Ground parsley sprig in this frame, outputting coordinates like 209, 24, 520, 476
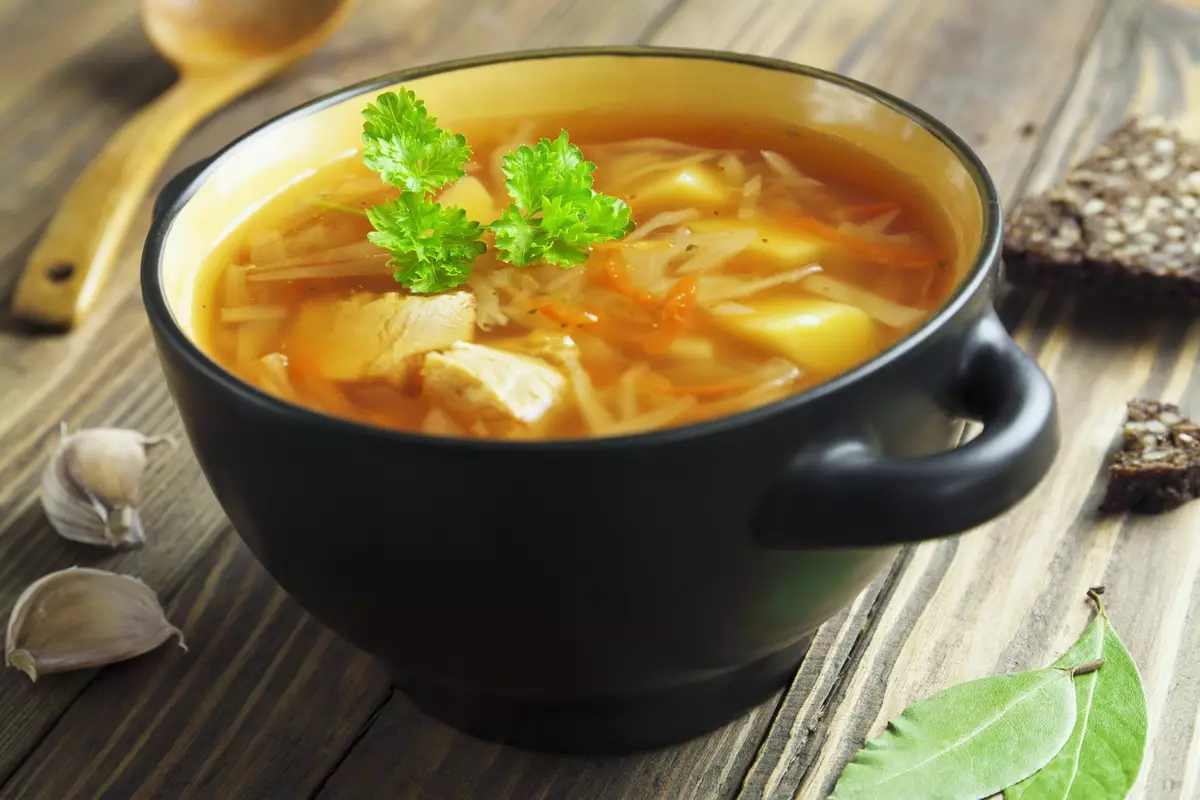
361, 89, 634, 293
361, 90, 485, 293
491, 131, 633, 267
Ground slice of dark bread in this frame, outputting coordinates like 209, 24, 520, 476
1101, 399, 1200, 513
1004, 118, 1200, 309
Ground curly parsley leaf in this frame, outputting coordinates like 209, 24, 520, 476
366, 194, 486, 294
501, 131, 594, 210
360, 91, 634, 293
362, 90, 472, 196
361, 89, 484, 292
490, 130, 633, 268
489, 205, 538, 267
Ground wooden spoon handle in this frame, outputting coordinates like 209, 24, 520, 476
12, 70, 267, 329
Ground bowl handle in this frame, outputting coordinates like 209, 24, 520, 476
754, 312, 1059, 548
152, 157, 216, 222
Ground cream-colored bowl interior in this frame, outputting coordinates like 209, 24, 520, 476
159, 52, 987, 336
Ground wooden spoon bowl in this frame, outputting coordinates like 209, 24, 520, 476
144, 0, 351, 67
12, 0, 354, 329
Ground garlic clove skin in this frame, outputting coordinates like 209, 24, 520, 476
5, 567, 185, 682
40, 426, 172, 549
62, 428, 169, 508
42, 448, 147, 547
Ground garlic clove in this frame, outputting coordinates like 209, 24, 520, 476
62, 428, 170, 508
40, 425, 173, 549
5, 567, 185, 682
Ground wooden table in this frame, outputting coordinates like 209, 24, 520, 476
2, 0, 1200, 797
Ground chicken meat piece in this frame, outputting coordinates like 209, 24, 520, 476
421, 342, 567, 424
289, 291, 476, 384
503, 330, 581, 366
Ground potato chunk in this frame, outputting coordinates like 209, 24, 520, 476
438, 176, 499, 224
629, 164, 733, 209
422, 342, 567, 424
708, 297, 877, 374
290, 291, 476, 384
690, 218, 829, 269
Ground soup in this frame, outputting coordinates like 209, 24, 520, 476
195, 94, 956, 439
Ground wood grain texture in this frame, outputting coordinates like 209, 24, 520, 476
0, 333, 226, 785
313, 2, 1116, 797
315, 689, 776, 800
0, 0, 717, 796
767, 2, 1200, 798
1, 532, 392, 800
310, 574, 906, 800
0, 0, 680, 790
12, 61, 291, 328
9, 0, 358, 327
2, 0, 1195, 798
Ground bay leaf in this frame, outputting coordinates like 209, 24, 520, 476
1004, 592, 1148, 800
829, 668, 1078, 800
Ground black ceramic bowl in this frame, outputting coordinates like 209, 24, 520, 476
142, 47, 1058, 754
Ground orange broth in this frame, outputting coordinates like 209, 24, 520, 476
195, 111, 957, 439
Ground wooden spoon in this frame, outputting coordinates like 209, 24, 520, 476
12, 0, 355, 329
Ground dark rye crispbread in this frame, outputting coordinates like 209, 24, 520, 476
1004, 117, 1200, 309
1101, 399, 1200, 514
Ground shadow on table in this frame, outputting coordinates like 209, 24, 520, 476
998, 284, 1198, 351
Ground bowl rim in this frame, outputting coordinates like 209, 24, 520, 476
142, 45, 1003, 453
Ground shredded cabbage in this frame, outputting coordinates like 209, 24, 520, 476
698, 264, 823, 304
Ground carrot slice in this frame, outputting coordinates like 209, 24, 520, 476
535, 298, 598, 327
592, 251, 658, 308
659, 275, 699, 328
777, 213, 944, 269
643, 275, 700, 353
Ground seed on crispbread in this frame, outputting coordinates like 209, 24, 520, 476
1101, 399, 1200, 513
1004, 117, 1200, 308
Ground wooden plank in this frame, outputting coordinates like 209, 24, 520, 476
0, 0, 674, 424
649, 0, 1106, 205
315, 2, 1108, 798
0, 532, 393, 800
0, 0, 679, 788
314, 693, 776, 800
0, 329, 229, 786
0, 1, 1167, 798
759, 2, 1200, 798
